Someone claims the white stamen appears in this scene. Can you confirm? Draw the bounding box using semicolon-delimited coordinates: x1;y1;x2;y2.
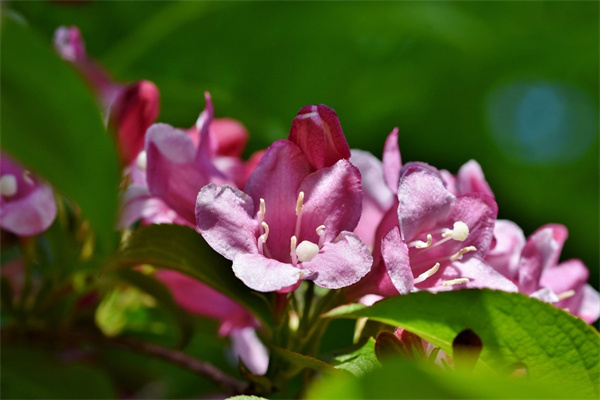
442;221;469;242
290;236;298;266
0;175;17;197
450;246;477;261
258;198;266;222
316;225;326;247
136;151;147;170
413;263;440;284
409;234;433;249
296;240;320;263
23;170;34;185
296;191;304;216
556;290;576;301
258;222;270;255
442;278;470;287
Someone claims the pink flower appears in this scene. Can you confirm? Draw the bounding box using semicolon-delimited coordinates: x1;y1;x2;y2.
156;270;268;375
196;106;372;292
0;154;57;236
440;160;494;198
489;223;600;323
351;162;516;299
54;26;160;165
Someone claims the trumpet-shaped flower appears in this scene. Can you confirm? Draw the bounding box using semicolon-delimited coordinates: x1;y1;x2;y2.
0;154;57;236
352;162;516;299
196;121;372;292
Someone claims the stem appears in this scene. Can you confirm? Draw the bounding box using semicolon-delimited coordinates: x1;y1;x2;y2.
1;329;249;395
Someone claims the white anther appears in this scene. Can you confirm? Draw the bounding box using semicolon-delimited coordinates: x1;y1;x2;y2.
450;246;477;261
0;175;17;197
409;234;433;249
258;198;266;222
290;236;298;266
136;151;147;170
296;191;304;216
296;240;320;263
556;290;576;301
23;170;34;185
442;278;470;287
260;222;269;243
413;263;440;284
316;225;326;247
442;221;469;241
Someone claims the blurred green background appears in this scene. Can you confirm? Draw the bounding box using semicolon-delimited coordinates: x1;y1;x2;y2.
6;0;599;288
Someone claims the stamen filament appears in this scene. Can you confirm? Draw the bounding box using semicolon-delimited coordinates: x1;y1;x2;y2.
294;192;304;238
316;225;326;247
258;221;270;255
556;290;576;301
290;236;298;266
413;262;440;284
409;234;433;249
450;246;477;261
258;198;266;222
442;278;470;287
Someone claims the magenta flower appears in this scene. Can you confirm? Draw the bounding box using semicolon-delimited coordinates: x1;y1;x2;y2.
0;154;57;236
440;160;494;198
156;270;269;374
196;106;372;292
352;162;516;299
54;26;160;165
491;223;600;323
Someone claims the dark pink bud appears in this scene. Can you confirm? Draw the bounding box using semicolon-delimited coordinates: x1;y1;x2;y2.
289;104;351;169
110;80;160;164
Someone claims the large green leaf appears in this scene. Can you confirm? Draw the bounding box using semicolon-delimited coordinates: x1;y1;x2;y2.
0;19;119;254
332;338;381;377
1;345;115;399
306;355;573;399
108;224;272;331
325;289;600;398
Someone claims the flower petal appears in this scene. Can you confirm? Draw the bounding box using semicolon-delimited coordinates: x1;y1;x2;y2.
301;231;372;289
382;227;413;294
230;327;270;375
382;128;401;193
298;160;363;244
210;118;249;157
457;160;494;197
517;224;568;294
146;123;219;224
244;140;312;262
485;219;526;280
232;253;309;292
289;104;350;169
1;184;57;236
578;285;600;324
196;184;259;260
397;163;455;242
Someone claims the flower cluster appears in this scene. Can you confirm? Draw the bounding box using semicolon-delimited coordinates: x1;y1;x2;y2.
1;25;597;385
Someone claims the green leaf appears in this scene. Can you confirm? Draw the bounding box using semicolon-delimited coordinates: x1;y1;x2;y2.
114;268;195;348
108;224;272;331
306;355;574;399
332;338;381;377
1;345;115;399
324;289;600;399
271;346;344;376
0;19;119;254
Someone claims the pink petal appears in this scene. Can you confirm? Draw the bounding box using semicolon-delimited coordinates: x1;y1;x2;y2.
110;80;160;164
244;140;312;262
230;327;269;375
231;253;309;292
485;219;526;280
146;123;220;225
539;259;588;299
1;184;56;236
196;184;259;260
298;160;363;244
517;224;568;294
301;231;372;289
439;169;458;195
382;128;401;193
381;227;413;294
456;160;494;197
578;285;600;324
288;104;350;169
210;118;249;157
397;163;455;242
